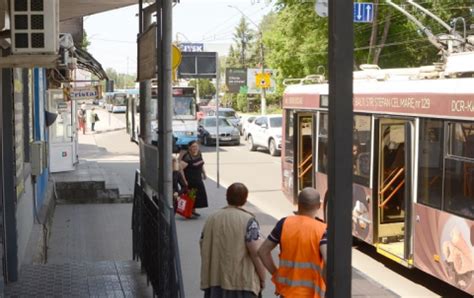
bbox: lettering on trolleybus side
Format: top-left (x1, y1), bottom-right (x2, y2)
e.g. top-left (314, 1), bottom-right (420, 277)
top-left (354, 95), bottom-right (474, 117)
top-left (451, 99), bottom-right (474, 113)
top-left (354, 96), bottom-right (431, 110)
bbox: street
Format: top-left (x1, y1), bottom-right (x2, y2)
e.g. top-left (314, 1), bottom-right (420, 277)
top-left (87, 111), bottom-right (469, 297)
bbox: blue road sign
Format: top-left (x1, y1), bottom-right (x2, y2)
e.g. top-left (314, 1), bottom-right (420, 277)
top-left (353, 2), bottom-right (374, 23)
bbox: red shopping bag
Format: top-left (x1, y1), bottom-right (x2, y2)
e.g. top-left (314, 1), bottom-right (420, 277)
top-left (176, 192), bottom-right (195, 219)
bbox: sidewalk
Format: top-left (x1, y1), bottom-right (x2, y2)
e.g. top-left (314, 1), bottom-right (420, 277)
top-left (5, 121), bottom-right (396, 297)
top-left (177, 178), bottom-right (398, 297)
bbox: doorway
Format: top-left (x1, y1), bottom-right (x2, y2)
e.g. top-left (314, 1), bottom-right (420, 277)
top-left (297, 114), bottom-right (314, 192)
top-left (48, 90), bottom-right (77, 172)
top-left (376, 118), bottom-right (413, 264)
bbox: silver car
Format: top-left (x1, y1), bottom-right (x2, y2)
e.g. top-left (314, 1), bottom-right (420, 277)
top-left (198, 117), bottom-right (241, 146)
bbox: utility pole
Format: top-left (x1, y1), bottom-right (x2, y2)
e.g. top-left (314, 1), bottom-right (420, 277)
top-left (259, 33), bottom-right (266, 115)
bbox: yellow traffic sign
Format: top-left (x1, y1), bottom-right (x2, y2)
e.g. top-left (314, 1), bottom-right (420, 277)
top-left (256, 72), bottom-right (271, 88)
top-left (172, 45), bottom-right (182, 70)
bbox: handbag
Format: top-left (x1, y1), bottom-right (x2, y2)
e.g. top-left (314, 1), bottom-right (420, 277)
top-left (94, 114), bottom-right (100, 121)
top-left (176, 192), bottom-right (195, 218)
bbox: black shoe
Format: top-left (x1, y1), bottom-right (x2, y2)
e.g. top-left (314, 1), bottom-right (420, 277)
top-left (192, 211), bottom-right (200, 217)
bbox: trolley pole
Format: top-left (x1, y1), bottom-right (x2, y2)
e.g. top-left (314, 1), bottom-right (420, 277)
top-left (327, 0), bottom-right (353, 296)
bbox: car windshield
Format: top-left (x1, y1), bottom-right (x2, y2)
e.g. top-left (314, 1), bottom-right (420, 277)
top-left (204, 118), bottom-right (232, 127)
top-left (248, 117), bottom-right (256, 122)
top-left (270, 117), bottom-right (282, 127)
top-left (218, 110), bottom-right (236, 118)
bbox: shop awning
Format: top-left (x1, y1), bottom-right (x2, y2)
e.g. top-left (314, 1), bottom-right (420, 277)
top-left (60, 0), bottom-right (137, 21)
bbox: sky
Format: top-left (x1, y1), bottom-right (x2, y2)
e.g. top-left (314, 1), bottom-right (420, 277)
top-left (84, 0), bottom-right (273, 74)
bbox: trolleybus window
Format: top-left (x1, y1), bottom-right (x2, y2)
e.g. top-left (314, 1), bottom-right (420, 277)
top-left (317, 112), bottom-right (328, 174)
top-left (417, 119), bottom-right (443, 208)
top-left (174, 96), bottom-right (194, 117)
top-left (284, 111), bottom-right (294, 164)
top-left (445, 122), bottom-right (474, 219)
top-left (353, 115), bottom-right (371, 186)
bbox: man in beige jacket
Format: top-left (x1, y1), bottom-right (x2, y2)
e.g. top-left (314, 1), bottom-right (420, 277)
top-left (200, 183), bottom-right (266, 298)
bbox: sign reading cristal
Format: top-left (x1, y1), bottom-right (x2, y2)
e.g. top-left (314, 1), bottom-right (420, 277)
top-left (70, 87), bottom-right (98, 100)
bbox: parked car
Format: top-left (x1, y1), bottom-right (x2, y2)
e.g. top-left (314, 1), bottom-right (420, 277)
top-left (241, 116), bottom-right (256, 139)
top-left (198, 117), bottom-right (241, 146)
top-left (207, 108), bottom-right (241, 131)
top-left (246, 115), bottom-right (282, 156)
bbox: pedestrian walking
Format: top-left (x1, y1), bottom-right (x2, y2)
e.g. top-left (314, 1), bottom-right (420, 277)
top-left (77, 102), bottom-right (87, 135)
top-left (200, 182), bottom-right (266, 298)
top-left (180, 140), bottom-right (208, 217)
top-left (90, 107), bottom-right (99, 132)
top-left (258, 187), bottom-right (327, 298)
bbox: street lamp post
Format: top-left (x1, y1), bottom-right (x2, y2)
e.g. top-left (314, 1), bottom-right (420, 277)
top-left (228, 5), bottom-right (266, 115)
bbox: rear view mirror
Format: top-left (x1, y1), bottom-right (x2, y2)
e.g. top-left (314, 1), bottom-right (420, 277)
top-left (261, 123), bottom-right (268, 129)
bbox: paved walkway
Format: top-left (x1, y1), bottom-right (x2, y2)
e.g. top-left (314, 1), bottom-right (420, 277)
top-left (177, 179), bottom-right (398, 297)
top-left (4, 114), bottom-right (397, 297)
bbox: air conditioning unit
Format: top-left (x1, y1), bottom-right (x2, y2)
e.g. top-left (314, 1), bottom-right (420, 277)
top-left (10, 0), bottom-right (59, 54)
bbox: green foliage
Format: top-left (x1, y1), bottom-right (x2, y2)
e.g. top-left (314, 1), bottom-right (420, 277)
top-left (105, 68), bottom-right (136, 89)
top-left (262, 1), bottom-right (328, 95)
top-left (188, 79), bottom-right (216, 99)
top-left (80, 30), bottom-right (91, 51)
top-left (262, 0), bottom-right (472, 92)
top-left (236, 93), bottom-right (248, 113)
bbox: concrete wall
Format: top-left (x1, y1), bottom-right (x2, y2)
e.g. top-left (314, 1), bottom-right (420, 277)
top-left (15, 176), bottom-right (34, 268)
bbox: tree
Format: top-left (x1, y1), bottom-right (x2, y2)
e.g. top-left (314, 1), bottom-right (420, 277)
top-left (226, 45), bottom-right (241, 68)
top-left (105, 68), bottom-right (136, 89)
top-left (80, 30), bottom-right (91, 51)
top-left (188, 79), bottom-right (216, 99)
top-left (262, 0), bottom-right (472, 94)
top-left (231, 17), bottom-right (258, 68)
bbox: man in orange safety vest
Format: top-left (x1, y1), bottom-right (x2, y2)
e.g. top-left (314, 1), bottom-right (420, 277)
top-left (258, 188), bottom-right (327, 298)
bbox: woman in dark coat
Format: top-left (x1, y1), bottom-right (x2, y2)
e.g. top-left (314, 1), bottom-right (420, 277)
top-left (180, 141), bottom-right (208, 216)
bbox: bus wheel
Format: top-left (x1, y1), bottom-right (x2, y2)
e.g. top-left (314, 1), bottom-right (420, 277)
top-left (248, 135), bottom-right (256, 151)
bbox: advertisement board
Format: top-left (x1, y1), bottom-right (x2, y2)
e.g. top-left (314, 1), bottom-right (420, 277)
top-left (247, 68), bottom-right (276, 94)
top-left (225, 68), bottom-right (247, 94)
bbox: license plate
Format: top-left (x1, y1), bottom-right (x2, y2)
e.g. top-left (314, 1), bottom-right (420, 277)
top-left (220, 137), bottom-right (231, 141)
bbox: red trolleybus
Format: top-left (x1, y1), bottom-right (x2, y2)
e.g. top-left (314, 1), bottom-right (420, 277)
top-left (281, 63), bottom-right (474, 294)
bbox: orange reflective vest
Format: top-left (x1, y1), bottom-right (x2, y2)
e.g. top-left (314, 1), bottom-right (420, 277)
top-left (272, 215), bottom-right (327, 298)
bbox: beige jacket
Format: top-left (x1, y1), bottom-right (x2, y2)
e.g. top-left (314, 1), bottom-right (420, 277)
top-left (200, 206), bottom-right (261, 295)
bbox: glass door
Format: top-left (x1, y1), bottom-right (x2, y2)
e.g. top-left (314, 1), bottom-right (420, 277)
top-left (297, 114), bottom-right (314, 191)
top-left (376, 118), bottom-right (413, 265)
top-left (48, 90), bottom-right (76, 172)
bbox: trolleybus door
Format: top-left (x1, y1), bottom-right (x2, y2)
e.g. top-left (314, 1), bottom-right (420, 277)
top-left (296, 114), bottom-right (314, 192)
top-left (375, 118), bottom-right (413, 266)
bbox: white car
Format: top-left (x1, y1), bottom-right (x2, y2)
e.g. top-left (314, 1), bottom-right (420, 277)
top-left (241, 116), bottom-right (256, 139)
top-left (246, 115), bottom-right (282, 156)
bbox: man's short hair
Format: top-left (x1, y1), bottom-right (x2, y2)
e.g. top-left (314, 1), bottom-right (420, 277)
top-left (298, 188), bottom-right (321, 212)
top-left (226, 183), bottom-right (248, 206)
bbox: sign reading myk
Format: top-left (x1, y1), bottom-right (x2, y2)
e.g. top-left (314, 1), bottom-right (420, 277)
top-left (179, 43), bottom-right (204, 52)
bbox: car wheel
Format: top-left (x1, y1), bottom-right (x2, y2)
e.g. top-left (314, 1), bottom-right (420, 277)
top-left (248, 135), bottom-right (256, 151)
top-left (269, 139), bottom-right (280, 156)
top-left (203, 136), bottom-right (209, 146)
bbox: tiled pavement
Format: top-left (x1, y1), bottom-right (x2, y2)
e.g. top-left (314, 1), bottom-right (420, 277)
top-left (4, 261), bottom-right (152, 297)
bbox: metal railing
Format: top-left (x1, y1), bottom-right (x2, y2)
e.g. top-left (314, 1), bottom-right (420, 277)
top-left (132, 170), bottom-right (185, 297)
